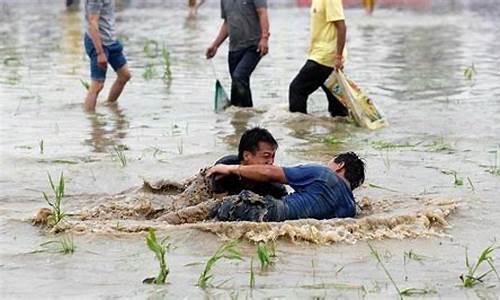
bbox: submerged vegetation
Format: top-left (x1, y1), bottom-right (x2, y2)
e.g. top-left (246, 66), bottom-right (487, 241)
top-left (485, 148), bottom-right (500, 176)
top-left (42, 172), bottom-right (66, 227)
top-left (143, 229), bottom-right (171, 284)
top-left (40, 234), bottom-right (75, 254)
top-left (441, 170), bottom-right (464, 186)
top-left (460, 246), bottom-right (499, 288)
top-left (113, 145), bottom-right (127, 167)
top-left (198, 240), bottom-right (242, 289)
top-left (256, 241), bottom-right (276, 270)
top-left (368, 243), bottom-right (435, 298)
top-left (162, 45), bottom-right (172, 82)
top-left (464, 64), bottom-right (477, 81)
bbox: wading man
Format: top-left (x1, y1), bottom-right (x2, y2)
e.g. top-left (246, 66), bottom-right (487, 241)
top-left (206, 0), bottom-right (270, 107)
top-left (289, 0), bottom-right (348, 117)
top-left (208, 152), bottom-right (365, 221)
top-left (84, 0), bottom-right (131, 111)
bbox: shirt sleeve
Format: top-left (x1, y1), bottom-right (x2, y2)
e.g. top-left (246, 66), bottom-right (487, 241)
top-left (326, 0), bottom-right (345, 22)
top-left (254, 0), bottom-right (267, 9)
top-left (87, 0), bottom-right (103, 14)
top-left (283, 165), bottom-right (322, 189)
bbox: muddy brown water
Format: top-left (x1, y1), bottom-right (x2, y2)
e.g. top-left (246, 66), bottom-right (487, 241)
top-left (1, 0), bottom-right (500, 298)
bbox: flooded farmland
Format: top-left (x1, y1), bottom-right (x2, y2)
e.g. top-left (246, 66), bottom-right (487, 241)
top-left (1, 0), bottom-right (500, 298)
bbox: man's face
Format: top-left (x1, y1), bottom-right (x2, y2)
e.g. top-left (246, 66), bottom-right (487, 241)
top-left (243, 142), bottom-right (276, 165)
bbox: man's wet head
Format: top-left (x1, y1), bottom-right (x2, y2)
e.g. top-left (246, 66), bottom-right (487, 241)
top-left (328, 152), bottom-right (365, 190)
top-left (238, 127), bottom-right (278, 165)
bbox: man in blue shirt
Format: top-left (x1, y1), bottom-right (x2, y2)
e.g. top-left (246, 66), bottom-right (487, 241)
top-left (207, 152), bottom-right (365, 221)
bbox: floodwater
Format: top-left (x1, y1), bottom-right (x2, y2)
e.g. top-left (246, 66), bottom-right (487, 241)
top-left (1, 0), bottom-right (500, 298)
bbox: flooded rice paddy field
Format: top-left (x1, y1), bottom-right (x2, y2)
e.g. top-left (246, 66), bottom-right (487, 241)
top-left (1, 0), bottom-right (500, 298)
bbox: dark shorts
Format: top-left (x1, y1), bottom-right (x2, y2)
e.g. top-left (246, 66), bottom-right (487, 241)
top-left (84, 34), bottom-right (127, 82)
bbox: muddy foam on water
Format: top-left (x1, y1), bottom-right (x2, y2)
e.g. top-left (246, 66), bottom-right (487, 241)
top-left (32, 171), bottom-right (459, 245)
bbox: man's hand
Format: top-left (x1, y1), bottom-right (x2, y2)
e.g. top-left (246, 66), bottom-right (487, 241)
top-left (206, 44), bottom-right (218, 59)
top-left (334, 54), bottom-right (344, 71)
top-left (97, 52), bottom-right (107, 69)
top-left (206, 164), bottom-right (235, 178)
top-left (257, 38), bottom-right (269, 57)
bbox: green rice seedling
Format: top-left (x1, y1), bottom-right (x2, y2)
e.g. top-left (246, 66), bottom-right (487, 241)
top-left (143, 39), bottom-right (159, 58)
top-left (486, 148), bottom-right (500, 176)
top-left (399, 287), bottom-right (436, 296)
top-left (249, 257), bottom-right (255, 288)
top-left (40, 234), bottom-right (75, 254)
top-left (368, 183), bottom-right (398, 192)
top-left (142, 64), bottom-right (156, 80)
top-left (80, 78), bottom-right (90, 91)
top-left (42, 172), bottom-right (66, 227)
top-left (39, 139), bottom-right (44, 155)
top-left (403, 250), bottom-right (426, 265)
top-left (161, 45), bottom-right (172, 81)
top-left (113, 145), bottom-right (127, 167)
top-left (372, 140), bottom-right (416, 150)
top-left (143, 229), bottom-right (171, 284)
top-left (426, 139), bottom-right (454, 153)
top-left (368, 243), bottom-right (403, 299)
top-left (441, 170), bottom-right (463, 186)
top-left (198, 240), bottom-right (242, 289)
top-left (460, 246), bottom-right (499, 288)
top-left (467, 177), bottom-right (475, 193)
top-left (256, 241), bottom-right (272, 269)
top-left (177, 139), bottom-right (183, 155)
top-left (321, 136), bottom-right (343, 145)
top-left (464, 64), bottom-right (476, 81)
top-left (380, 150), bottom-right (391, 171)
top-left (335, 265), bottom-right (345, 276)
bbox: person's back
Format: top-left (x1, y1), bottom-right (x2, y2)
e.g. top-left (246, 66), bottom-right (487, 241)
top-left (282, 164), bottom-right (355, 220)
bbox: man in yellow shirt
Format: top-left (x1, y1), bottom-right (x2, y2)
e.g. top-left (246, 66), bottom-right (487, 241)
top-left (289, 0), bottom-right (348, 117)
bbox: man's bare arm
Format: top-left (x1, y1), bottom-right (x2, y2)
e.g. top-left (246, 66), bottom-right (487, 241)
top-left (207, 164), bottom-right (287, 184)
top-left (333, 20), bottom-right (346, 70)
top-left (256, 7), bottom-right (270, 56)
top-left (88, 14), bottom-right (107, 69)
top-left (206, 21), bottom-right (229, 59)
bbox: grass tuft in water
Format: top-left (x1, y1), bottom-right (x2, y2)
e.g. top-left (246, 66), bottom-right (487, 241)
top-left (485, 148), bottom-right (500, 176)
top-left (198, 240), bottom-right (242, 289)
top-left (143, 229), bottom-right (170, 284)
top-left (464, 64), bottom-right (477, 81)
top-left (162, 45), bottom-right (172, 82)
top-left (368, 244), bottom-right (434, 298)
top-left (249, 257), bottom-right (255, 288)
top-left (403, 250), bottom-right (426, 265)
top-left (441, 170), bottom-right (463, 186)
top-left (143, 39), bottom-right (159, 58)
top-left (142, 64), bottom-right (156, 80)
top-left (321, 135), bottom-right (344, 145)
top-left (460, 246), bottom-right (499, 288)
top-left (41, 234), bottom-right (75, 254)
top-left (39, 139), bottom-right (44, 155)
top-left (257, 242), bottom-right (276, 270)
top-left (372, 140), bottom-right (417, 150)
top-left (368, 243), bottom-right (402, 297)
top-left (42, 172), bottom-right (66, 227)
top-left (80, 78), bottom-right (90, 91)
top-left (113, 145), bottom-right (127, 167)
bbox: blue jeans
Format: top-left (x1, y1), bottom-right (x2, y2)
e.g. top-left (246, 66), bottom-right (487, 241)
top-left (84, 34), bottom-right (127, 82)
top-left (228, 46), bottom-right (261, 107)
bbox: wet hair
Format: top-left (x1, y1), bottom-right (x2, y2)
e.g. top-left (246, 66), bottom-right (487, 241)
top-left (238, 127), bottom-right (278, 161)
top-left (334, 152), bottom-right (365, 190)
